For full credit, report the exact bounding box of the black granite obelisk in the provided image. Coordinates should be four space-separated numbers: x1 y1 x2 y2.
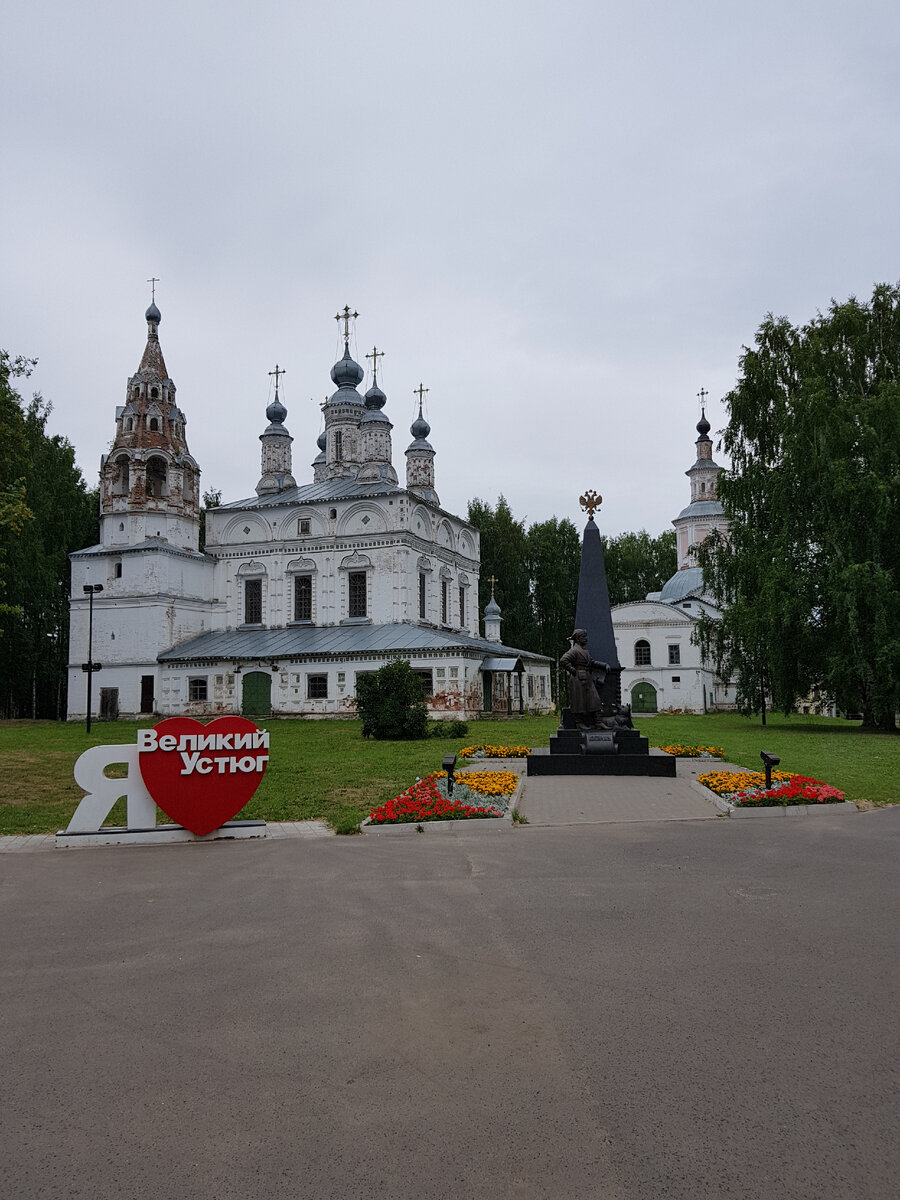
526 498 675 777
574 515 622 712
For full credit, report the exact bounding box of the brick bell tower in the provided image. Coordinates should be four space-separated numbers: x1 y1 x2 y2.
99 295 201 552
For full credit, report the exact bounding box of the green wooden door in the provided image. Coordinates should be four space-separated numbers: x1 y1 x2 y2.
241 671 272 717
631 682 657 713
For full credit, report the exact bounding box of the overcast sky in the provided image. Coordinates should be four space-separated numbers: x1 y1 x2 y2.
3 0 898 538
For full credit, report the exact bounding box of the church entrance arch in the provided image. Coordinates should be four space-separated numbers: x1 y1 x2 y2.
631 682 657 713
241 671 271 717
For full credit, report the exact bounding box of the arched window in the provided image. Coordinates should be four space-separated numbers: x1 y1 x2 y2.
146 456 168 497
113 454 130 495
150 387 159 399
149 417 160 432
634 639 651 666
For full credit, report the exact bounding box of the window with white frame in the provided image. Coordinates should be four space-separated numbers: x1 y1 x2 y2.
307 674 328 699
348 571 367 618
668 644 681 665
294 575 313 621
243 578 262 624
188 677 208 701
635 639 651 666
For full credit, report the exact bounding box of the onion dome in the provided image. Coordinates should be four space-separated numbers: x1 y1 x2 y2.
330 346 364 388
364 381 386 410
266 392 287 426
696 409 711 440
485 594 501 617
410 406 431 441
145 301 161 325
317 430 326 452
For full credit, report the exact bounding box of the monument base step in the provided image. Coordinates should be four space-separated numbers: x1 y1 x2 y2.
526 748 677 777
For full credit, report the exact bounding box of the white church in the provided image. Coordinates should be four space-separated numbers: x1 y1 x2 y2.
67 302 554 721
610 410 737 714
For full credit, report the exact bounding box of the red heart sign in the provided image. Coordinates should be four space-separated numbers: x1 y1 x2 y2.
138 717 269 836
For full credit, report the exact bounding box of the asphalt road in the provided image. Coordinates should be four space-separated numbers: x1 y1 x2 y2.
2 810 898 1199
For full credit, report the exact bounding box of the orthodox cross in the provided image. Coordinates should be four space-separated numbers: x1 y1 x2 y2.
366 346 384 384
414 382 429 411
335 305 358 347
268 364 286 393
579 489 602 519
147 277 159 302
697 387 708 410
489 575 497 598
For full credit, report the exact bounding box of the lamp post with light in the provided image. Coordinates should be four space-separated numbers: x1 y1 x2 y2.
82 584 103 734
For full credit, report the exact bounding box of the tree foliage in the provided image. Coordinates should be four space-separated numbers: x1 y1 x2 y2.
356 660 429 740
698 283 900 730
602 529 676 606
0 353 98 717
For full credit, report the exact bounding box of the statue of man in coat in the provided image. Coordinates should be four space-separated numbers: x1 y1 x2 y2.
561 629 610 729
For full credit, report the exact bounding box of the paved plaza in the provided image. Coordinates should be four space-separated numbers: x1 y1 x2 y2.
2 791 897 1200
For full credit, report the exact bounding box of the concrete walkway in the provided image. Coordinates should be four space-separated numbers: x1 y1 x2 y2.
518 756 731 825
0 819 333 852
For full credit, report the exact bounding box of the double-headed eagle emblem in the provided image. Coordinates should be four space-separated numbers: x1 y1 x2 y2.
579 490 602 519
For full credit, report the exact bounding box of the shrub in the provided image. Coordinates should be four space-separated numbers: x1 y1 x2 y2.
356 661 428 740
428 719 469 738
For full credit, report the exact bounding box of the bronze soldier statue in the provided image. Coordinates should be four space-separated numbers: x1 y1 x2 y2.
561 629 610 730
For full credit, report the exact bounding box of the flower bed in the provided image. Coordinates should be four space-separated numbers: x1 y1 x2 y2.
459 744 531 759
368 774 504 824
656 744 725 758
697 769 846 807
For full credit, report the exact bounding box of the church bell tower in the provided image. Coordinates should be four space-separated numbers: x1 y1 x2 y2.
99 295 201 553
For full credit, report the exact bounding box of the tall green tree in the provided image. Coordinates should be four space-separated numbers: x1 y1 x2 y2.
0 355 98 718
0 353 34 630
527 516 581 660
698 283 900 730
467 495 535 650
602 529 677 606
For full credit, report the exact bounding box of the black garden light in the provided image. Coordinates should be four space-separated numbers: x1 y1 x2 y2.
760 750 781 789
443 754 458 796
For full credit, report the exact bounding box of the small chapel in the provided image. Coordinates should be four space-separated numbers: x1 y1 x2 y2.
610 406 737 714
67 301 553 721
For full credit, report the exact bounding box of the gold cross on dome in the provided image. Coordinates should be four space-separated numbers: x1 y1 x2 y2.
335 305 358 346
414 383 429 408
268 364 286 390
366 346 384 384
579 490 602 519
489 575 497 598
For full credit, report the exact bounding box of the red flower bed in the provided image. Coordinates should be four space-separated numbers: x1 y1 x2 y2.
731 775 845 807
368 774 503 824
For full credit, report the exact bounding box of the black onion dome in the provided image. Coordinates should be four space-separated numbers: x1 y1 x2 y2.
266 394 287 425
411 409 431 439
330 346 364 388
696 410 711 438
145 301 162 325
364 382 386 410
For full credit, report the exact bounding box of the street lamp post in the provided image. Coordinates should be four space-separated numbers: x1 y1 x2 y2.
82 584 104 734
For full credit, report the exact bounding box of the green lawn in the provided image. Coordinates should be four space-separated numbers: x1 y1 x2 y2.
0 712 896 836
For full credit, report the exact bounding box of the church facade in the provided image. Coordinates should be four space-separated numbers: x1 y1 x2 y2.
610 411 737 714
67 303 553 721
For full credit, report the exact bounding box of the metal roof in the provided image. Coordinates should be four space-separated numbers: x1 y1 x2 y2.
659 567 706 602
675 500 724 520
217 477 403 511
481 656 523 672
158 622 552 664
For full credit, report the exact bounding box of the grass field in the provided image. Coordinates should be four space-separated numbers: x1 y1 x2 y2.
0 712 897 836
